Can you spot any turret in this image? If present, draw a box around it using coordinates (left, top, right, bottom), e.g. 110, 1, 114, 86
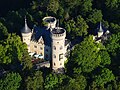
21, 17, 32, 52
50, 27, 66, 72
43, 16, 57, 29
98, 22, 104, 37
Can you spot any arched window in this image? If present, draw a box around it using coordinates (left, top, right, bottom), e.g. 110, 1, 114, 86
60, 46, 63, 50
60, 63, 62, 65
53, 46, 56, 50
54, 63, 56, 66
54, 54, 56, 58
40, 47, 43, 50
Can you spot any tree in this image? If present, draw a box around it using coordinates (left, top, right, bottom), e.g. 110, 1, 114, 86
105, 0, 120, 9
0, 34, 27, 65
60, 75, 87, 90
87, 9, 103, 24
0, 22, 8, 40
44, 73, 59, 89
21, 49, 33, 72
26, 71, 44, 90
109, 23, 120, 34
67, 35, 104, 74
99, 50, 111, 67
0, 72, 22, 90
93, 68, 115, 87
105, 32, 120, 57
77, 0, 93, 16
64, 15, 88, 39
47, 0, 59, 14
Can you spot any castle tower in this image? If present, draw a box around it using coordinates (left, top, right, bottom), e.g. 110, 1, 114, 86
43, 16, 57, 29
98, 22, 104, 37
21, 18, 32, 52
50, 27, 66, 72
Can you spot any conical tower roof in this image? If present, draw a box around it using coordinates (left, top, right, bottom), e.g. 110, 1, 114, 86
21, 17, 31, 33
98, 22, 104, 32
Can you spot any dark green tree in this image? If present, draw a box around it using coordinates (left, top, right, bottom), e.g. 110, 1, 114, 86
65, 15, 88, 39
0, 22, 8, 40
0, 72, 22, 90
26, 71, 44, 90
93, 68, 115, 87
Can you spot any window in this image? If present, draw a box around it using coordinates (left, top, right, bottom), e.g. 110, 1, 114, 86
54, 63, 56, 66
46, 49, 48, 52
46, 54, 48, 58
34, 45, 37, 48
54, 54, 56, 58
24, 39, 26, 40
60, 63, 62, 65
40, 53, 43, 55
53, 46, 56, 50
57, 42, 59, 43
40, 47, 43, 50
60, 46, 63, 50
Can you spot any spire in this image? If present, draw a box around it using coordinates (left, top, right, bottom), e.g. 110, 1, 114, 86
21, 16, 31, 33
56, 19, 60, 33
99, 22, 103, 32
25, 16, 28, 30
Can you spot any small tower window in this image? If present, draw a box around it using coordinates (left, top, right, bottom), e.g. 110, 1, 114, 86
60, 63, 62, 65
53, 46, 56, 50
57, 42, 59, 43
40, 53, 43, 55
46, 49, 48, 52
34, 45, 37, 48
54, 54, 56, 58
40, 47, 43, 50
46, 54, 48, 58
60, 46, 63, 50
54, 63, 56, 66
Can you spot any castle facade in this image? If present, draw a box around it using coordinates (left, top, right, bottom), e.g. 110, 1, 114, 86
21, 16, 70, 71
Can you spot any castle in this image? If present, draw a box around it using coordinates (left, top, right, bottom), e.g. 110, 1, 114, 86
21, 16, 70, 72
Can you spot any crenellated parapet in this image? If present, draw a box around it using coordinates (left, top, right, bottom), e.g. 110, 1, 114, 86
50, 27, 66, 39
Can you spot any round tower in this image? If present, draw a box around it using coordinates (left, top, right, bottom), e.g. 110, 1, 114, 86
43, 16, 57, 29
50, 27, 66, 71
21, 18, 32, 52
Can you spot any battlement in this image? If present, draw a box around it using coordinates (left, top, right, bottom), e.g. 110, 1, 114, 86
51, 27, 66, 38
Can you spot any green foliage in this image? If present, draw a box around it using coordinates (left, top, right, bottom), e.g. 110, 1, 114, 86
93, 68, 115, 87
47, 0, 59, 14
0, 72, 22, 90
105, 0, 120, 9
65, 15, 88, 39
0, 34, 27, 64
105, 32, 120, 56
26, 71, 44, 90
99, 50, 111, 67
70, 35, 103, 74
21, 49, 33, 71
61, 75, 87, 90
87, 9, 103, 24
44, 73, 59, 89
109, 23, 120, 34
0, 22, 8, 40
